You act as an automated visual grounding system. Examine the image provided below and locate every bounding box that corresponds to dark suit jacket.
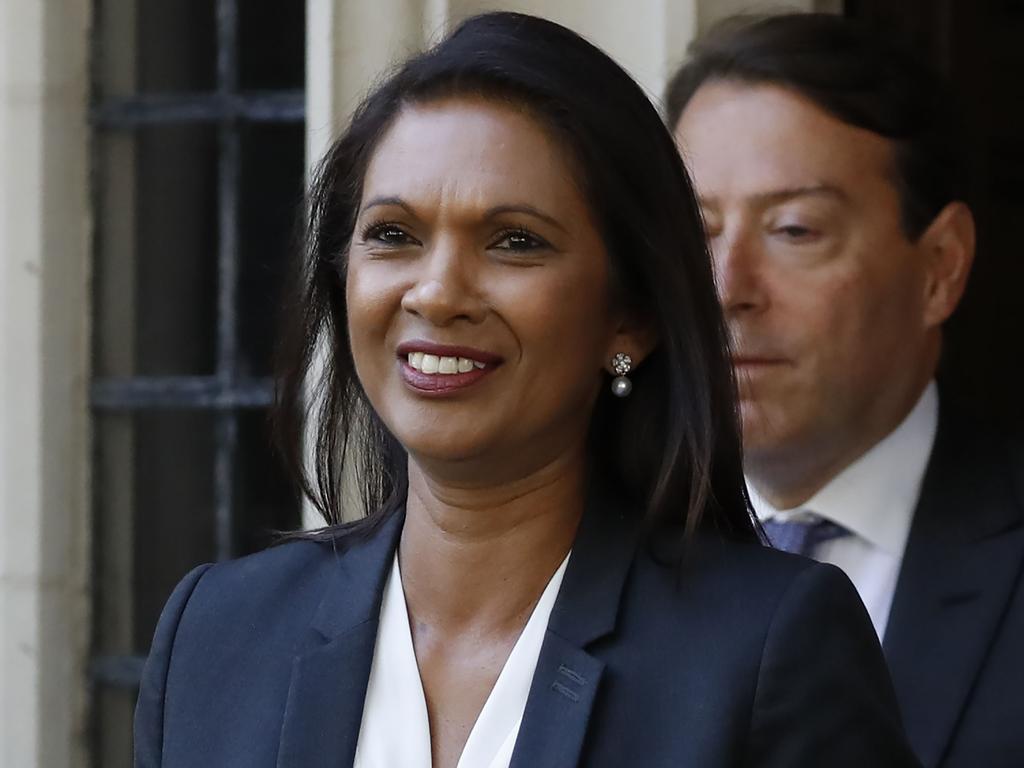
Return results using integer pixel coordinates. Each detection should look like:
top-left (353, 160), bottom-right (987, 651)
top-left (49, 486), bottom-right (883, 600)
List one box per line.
top-left (135, 495), bottom-right (920, 767)
top-left (883, 400), bottom-right (1024, 767)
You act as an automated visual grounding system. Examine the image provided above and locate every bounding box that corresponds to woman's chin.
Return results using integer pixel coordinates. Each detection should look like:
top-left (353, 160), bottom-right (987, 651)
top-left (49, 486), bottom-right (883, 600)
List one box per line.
top-left (399, 431), bottom-right (495, 467)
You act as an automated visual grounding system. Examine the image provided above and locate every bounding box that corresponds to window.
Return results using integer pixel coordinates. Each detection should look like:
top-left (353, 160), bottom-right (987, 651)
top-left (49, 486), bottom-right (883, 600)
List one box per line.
top-left (89, 2), bottom-right (305, 763)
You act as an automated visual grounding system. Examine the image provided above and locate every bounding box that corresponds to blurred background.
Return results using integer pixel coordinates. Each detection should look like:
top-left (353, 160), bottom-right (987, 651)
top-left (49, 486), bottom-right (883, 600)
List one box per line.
top-left (1, 0), bottom-right (1020, 765)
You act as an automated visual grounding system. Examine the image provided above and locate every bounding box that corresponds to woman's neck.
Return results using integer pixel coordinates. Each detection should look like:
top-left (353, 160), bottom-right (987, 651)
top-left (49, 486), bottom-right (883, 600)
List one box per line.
top-left (399, 454), bottom-right (585, 638)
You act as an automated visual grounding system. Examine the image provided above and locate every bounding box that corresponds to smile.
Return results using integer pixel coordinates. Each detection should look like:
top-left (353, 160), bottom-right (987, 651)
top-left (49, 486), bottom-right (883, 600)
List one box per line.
top-left (406, 352), bottom-right (487, 375)
top-left (396, 341), bottom-right (503, 396)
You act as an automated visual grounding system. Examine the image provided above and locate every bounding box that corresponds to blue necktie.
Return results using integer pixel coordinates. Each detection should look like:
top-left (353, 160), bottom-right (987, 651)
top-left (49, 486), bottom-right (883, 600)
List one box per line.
top-left (762, 515), bottom-right (850, 558)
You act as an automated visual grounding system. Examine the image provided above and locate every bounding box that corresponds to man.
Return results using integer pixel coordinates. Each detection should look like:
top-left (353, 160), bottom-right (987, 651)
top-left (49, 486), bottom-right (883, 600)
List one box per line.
top-left (667, 14), bottom-right (1024, 768)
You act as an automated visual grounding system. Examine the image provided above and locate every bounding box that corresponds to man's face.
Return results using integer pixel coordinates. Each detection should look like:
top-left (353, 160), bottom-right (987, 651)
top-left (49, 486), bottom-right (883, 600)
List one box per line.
top-left (675, 81), bottom-right (944, 482)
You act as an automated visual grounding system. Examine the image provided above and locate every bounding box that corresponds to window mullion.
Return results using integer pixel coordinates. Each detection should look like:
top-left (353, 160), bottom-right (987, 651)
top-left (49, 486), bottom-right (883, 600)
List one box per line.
top-left (214, 0), bottom-right (242, 563)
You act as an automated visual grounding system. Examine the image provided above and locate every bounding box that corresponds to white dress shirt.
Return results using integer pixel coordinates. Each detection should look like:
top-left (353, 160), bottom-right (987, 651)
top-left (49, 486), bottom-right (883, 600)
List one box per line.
top-left (748, 381), bottom-right (939, 639)
top-left (353, 551), bottom-right (570, 768)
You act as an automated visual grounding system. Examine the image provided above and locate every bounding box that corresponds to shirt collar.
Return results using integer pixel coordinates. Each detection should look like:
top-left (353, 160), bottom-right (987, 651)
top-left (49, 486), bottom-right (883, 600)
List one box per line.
top-left (749, 381), bottom-right (939, 556)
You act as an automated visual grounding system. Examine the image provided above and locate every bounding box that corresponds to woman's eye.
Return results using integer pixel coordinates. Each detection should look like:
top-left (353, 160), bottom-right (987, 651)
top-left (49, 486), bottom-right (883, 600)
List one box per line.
top-left (364, 223), bottom-right (416, 246)
top-left (491, 229), bottom-right (546, 252)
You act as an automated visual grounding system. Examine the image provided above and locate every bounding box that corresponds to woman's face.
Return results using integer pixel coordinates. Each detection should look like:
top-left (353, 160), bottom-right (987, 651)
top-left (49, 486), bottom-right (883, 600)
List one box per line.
top-left (346, 96), bottom-right (641, 481)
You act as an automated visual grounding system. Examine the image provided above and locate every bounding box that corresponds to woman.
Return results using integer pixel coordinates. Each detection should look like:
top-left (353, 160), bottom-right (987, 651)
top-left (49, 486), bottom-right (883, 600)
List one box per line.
top-left (134, 12), bottom-right (919, 768)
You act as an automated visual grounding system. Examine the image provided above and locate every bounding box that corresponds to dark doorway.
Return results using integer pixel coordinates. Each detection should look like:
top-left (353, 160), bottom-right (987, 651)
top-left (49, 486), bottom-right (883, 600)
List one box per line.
top-left (845, 0), bottom-right (1024, 428)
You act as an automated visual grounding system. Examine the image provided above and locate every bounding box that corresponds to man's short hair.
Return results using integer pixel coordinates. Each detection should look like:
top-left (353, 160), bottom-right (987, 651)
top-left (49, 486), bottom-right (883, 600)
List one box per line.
top-left (665, 13), bottom-right (969, 240)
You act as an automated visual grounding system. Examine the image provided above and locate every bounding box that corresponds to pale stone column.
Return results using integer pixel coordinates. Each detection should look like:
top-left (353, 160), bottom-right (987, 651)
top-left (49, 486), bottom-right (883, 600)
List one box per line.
top-left (308, 0), bottom-right (840, 178)
top-left (0, 1), bottom-right (92, 767)
top-left (445, 0), bottom-right (700, 101)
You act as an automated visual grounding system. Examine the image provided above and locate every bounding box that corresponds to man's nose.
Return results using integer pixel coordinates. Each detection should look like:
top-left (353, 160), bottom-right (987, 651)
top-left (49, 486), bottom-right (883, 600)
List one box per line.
top-left (712, 228), bottom-right (769, 317)
top-left (400, 239), bottom-right (487, 326)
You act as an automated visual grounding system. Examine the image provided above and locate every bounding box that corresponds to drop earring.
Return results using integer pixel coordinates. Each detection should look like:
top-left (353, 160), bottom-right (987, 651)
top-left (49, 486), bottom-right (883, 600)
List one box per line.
top-left (610, 352), bottom-right (633, 397)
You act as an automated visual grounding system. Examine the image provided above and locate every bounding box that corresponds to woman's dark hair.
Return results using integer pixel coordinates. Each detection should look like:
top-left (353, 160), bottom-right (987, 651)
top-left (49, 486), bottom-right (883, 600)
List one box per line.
top-left (275, 11), bottom-right (757, 547)
top-left (665, 13), bottom-right (969, 240)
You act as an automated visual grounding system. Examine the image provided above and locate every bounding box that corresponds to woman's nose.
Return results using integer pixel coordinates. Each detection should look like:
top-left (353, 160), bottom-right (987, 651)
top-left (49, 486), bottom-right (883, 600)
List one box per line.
top-left (400, 241), bottom-right (488, 326)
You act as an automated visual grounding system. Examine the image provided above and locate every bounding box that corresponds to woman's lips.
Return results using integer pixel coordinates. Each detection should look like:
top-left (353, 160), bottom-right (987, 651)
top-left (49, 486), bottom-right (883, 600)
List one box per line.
top-left (395, 340), bottom-right (503, 396)
top-left (399, 362), bottom-right (494, 395)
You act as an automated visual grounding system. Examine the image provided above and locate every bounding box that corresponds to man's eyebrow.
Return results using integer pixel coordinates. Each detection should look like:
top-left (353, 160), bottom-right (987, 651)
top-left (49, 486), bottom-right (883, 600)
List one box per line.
top-left (751, 184), bottom-right (849, 206)
top-left (697, 185), bottom-right (849, 209)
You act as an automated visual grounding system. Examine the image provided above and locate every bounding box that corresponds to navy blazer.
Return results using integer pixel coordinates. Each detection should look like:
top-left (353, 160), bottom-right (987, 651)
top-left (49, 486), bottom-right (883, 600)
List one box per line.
top-left (883, 398), bottom-right (1024, 767)
top-left (135, 496), bottom-right (920, 767)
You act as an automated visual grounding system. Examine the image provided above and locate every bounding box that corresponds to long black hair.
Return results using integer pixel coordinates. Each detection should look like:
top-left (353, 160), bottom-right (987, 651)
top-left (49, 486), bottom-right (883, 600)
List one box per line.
top-left (275, 11), bottom-right (757, 546)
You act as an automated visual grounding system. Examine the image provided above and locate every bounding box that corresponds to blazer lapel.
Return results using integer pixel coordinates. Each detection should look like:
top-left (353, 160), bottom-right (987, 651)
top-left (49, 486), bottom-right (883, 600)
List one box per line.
top-left (510, 490), bottom-right (641, 768)
top-left (276, 511), bottom-right (404, 768)
top-left (883, 408), bottom-right (1024, 767)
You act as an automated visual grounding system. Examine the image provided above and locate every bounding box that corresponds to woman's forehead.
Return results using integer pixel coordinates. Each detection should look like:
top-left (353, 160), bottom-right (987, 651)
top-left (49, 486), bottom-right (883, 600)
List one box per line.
top-left (360, 97), bottom-right (587, 218)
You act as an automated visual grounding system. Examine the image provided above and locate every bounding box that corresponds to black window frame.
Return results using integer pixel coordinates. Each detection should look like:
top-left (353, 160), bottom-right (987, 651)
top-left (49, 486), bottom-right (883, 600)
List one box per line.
top-left (88, 0), bottom-right (305, 691)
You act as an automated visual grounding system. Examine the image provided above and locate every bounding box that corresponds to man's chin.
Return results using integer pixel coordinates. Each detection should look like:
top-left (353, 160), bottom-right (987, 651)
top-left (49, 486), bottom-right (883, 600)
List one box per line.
top-left (738, 402), bottom-right (800, 457)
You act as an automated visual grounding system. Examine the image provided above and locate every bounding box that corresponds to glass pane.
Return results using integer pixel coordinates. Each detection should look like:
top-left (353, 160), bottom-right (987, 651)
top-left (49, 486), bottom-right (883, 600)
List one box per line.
top-left (93, 409), bottom-right (301, 656)
top-left (131, 410), bottom-right (218, 649)
top-left (93, 686), bottom-right (137, 768)
top-left (138, 0), bottom-right (218, 93)
top-left (234, 410), bottom-right (303, 555)
top-left (237, 123), bottom-right (306, 377)
top-left (94, 0), bottom-right (217, 98)
top-left (92, 409), bottom-right (216, 767)
top-left (239, 0), bottom-right (307, 90)
top-left (93, 125), bottom-right (220, 378)
top-left (92, 410), bottom-right (219, 656)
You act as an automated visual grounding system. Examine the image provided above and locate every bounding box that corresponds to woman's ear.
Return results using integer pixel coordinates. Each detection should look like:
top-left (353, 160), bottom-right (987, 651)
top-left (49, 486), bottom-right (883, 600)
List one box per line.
top-left (918, 201), bottom-right (975, 329)
top-left (604, 311), bottom-right (658, 373)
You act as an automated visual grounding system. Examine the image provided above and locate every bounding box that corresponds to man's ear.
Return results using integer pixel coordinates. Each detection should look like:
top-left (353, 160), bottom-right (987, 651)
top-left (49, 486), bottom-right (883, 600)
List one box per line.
top-left (918, 201), bottom-right (975, 329)
top-left (604, 311), bottom-right (659, 373)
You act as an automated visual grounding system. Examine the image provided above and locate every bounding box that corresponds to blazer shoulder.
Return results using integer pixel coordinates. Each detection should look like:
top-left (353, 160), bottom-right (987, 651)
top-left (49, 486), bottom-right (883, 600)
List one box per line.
top-left (134, 535), bottom-right (380, 766)
top-left (681, 532), bottom-right (827, 608)
top-left (174, 536), bottom-right (368, 639)
top-left (743, 557), bottom-right (916, 766)
top-left (689, 536), bottom-right (880, 651)
top-left (189, 537), bottom-right (340, 599)
top-left (672, 539), bottom-right (913, 765)
top-left (140, 537), bottom-right (342, 660)
top-left (135, 562), bottom-right (214, 767)
top-left (624, 533), bottom-right (857, 657)
top-left (594, 534), bottom-right (914, 765)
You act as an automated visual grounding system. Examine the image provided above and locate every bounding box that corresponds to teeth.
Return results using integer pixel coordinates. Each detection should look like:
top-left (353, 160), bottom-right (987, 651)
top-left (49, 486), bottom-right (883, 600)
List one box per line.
top-left (406, 352), bottom-right (488, 375)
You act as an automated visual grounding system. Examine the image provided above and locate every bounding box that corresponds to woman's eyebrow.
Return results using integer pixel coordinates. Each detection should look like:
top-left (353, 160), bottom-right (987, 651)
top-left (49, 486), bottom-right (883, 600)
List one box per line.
top-left (361, 195), bottom-right (419, 218)
top-left (484, 204), bottom-right (568, 233)
top-left (361, 197), bottom-right (568, 233)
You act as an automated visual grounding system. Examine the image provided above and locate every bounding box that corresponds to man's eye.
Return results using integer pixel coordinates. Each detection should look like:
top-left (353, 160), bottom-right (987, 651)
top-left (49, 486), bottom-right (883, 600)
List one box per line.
top-left (491, 229), bottom-right (546, 251)
top-left (775, 224), bottom-right (817, 240)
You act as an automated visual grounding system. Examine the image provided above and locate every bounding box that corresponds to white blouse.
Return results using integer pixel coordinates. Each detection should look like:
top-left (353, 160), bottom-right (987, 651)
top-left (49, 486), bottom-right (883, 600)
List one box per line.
top-left (353, 552), bottom-right (570, 768)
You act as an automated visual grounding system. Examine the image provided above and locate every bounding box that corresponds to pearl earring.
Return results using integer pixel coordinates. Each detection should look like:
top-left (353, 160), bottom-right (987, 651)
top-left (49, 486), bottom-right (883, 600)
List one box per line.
top-left (610, 352), bottom-right (633, 397)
